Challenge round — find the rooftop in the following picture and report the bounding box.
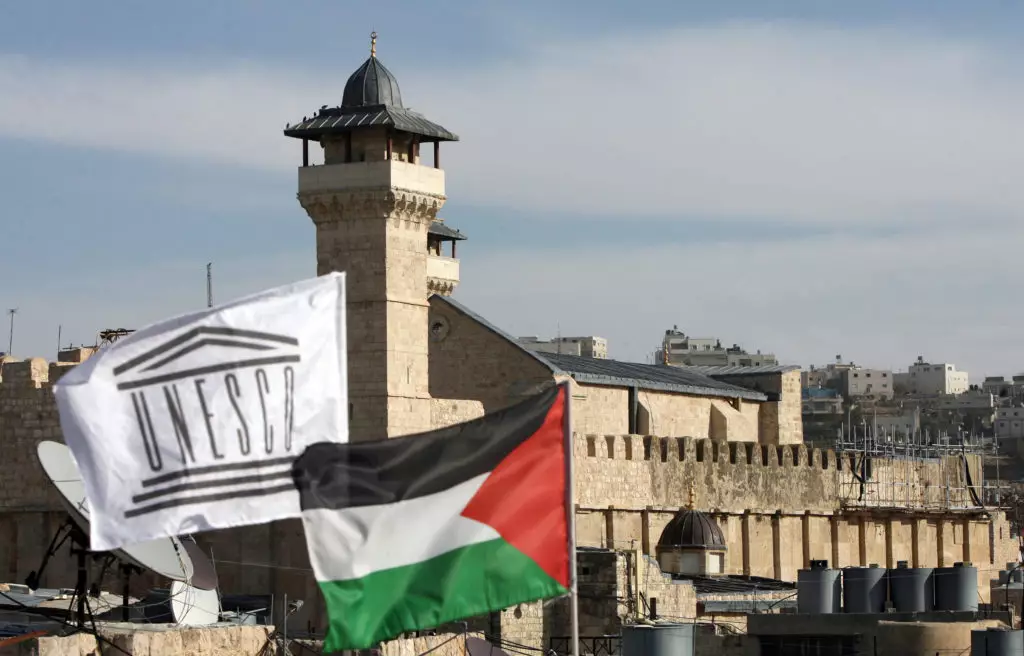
[684,364,800,376]
[428,221,466,241]
[537,352,767,402]
[284,34,457,143]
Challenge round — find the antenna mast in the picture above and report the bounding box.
[206,263,213,308]
[6,308,17,355]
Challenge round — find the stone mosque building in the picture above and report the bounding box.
[0,35,1017,649]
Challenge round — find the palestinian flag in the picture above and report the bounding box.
[293,383,573,652]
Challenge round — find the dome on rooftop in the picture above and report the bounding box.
[342,54,403,108]
[657,508,727,551]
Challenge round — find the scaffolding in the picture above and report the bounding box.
[832,421,998,512]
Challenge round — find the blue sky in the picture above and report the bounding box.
[2,2,1024,376]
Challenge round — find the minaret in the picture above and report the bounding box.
[284,33,461,440]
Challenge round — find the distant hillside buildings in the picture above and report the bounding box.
[516,335,608,359]
[656,326,778,367]
[893,356,969,396]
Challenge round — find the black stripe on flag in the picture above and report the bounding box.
[292,384,561,511]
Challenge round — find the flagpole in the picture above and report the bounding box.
[562,381,580,656]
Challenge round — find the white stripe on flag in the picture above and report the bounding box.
[303,473,499,582]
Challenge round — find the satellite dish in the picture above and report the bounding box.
[180,539,219,591]
[169,581,220,626]
[36,441,217,589]
[467,636,514,656]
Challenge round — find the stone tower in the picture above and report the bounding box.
[284,33,462,440]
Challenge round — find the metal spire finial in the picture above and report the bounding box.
[370,31,377,57]
[687,479,696,510]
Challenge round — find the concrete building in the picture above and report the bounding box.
[0,34,1016,653]
[516,335,608,359]
[839,366,895,400]
[983,375,1024,401]
[872,408,921,436]
[936,390,995,411]
[802,387,843,415]
[658,326,777,367]
[995,406,1024,439]
[894,357,970,396]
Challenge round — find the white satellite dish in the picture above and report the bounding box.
[169,581,220,626]
[36,441,217,590]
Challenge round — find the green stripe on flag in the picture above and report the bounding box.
[319,537,567,652]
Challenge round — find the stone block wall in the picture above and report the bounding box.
[704,370,803,445]
[428,298,555,413]
[0,355,1015,645]
[502,549,696,652]
[572,382,761,442]
[572,434,1016,598]
[574,434,982,512]
[430,398,486,429]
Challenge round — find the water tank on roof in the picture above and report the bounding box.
[935,562,978,612]
[798,560,841,614]
[890,562,934,612]
[622,624,694,656]
[971,628,1024,656]
[842,565,888,613]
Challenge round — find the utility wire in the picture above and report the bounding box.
[0,590,132,656]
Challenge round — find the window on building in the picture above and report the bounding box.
[882,373,888,378]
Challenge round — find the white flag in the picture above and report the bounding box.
[54,273,348,551]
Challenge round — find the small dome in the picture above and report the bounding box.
[342,56,403,108]
[657,508,727,551]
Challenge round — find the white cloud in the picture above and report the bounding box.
[6,223,1019,379]
[454,225,1023,378]
[1,23,1023,225]
[2,22,1022,377]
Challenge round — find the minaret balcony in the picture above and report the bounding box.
[426,254,460,296]
[298,160,445,197]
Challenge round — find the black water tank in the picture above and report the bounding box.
[971,628,1024,656]
[890,563,934,612]
[842,565,888,613]
[798,561,841,614]
[935,562,978,612]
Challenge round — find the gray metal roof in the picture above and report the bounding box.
[343,56,403,108]
[658,509,728,551]
[429,221,466,241]
[683,575,796,595]
[700,598,798,613]
[537,353,768,401]
[684,364,801,376]
[284,105,458,142]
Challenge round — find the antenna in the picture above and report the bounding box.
[207,262,213,308]
[56,325,62,360]
[35,441,221,625]
[7,308,17,355]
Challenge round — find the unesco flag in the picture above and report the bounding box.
[54,273,349,551]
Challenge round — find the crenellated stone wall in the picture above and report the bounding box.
[572,433,1016,602]
[0,355,1016,646]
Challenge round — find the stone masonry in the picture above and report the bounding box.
[300,182,444,440]
[0,354,1017,647]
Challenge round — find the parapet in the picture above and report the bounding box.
[0,356,81,391]
[575,434,839,471]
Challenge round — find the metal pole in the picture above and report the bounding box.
[562,381,580,656]
[6,309,16,355]
[206,263,213,308]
